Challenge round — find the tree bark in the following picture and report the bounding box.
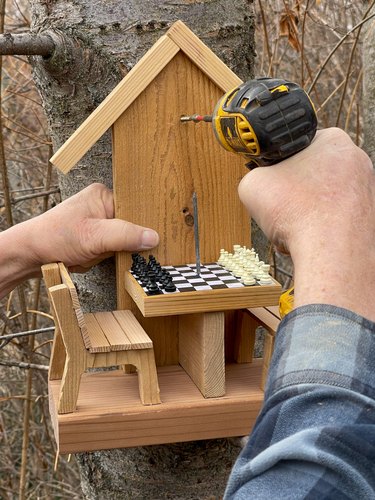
[30,1,255,498]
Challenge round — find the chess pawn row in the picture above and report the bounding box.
[218,246,272,279]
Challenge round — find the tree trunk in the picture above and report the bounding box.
[30,1,255,498]
[363,8,375,164]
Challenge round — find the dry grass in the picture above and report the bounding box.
[254,0,369,287]
[0,1,370,497]
[0,1,81,499]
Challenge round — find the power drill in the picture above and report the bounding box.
[181,77,318,169]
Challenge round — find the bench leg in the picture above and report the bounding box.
[128,349,161,405]
[122,364,137,374]
[260,330,276,391]
[49,327,66,380]
[233,310,258,364]
[58,358,85,414]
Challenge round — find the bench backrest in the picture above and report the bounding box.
[57,263,91,348]
[42,262,92,350]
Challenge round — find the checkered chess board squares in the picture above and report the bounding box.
[131,263,260,296]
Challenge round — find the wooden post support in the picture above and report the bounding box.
[179,312,225,398]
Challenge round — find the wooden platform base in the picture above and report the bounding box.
[49,361,264,454]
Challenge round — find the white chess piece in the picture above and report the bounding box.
[243,275,256,286]
[259,275,273,285]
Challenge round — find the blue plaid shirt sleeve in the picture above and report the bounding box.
[224,304,375,499]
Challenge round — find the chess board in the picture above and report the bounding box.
[131,263,268,296]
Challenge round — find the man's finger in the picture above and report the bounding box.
[92,218,159,254]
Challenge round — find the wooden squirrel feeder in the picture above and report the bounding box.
[46,21,282,454]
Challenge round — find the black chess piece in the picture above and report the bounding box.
[147,281,161,295]
[164,279,176,293]
[147,271,160,290]
[140,273,149,286]
[147,271,157,283]
[160,273,171,287]
[155,268,164,281]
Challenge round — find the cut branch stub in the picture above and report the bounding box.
[0,32,55,56]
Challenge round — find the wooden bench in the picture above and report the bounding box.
[247,306,281,390]
[42,263,161,414]
[233,306,281,390]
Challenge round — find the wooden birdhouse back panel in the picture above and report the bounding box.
[113,51,250,310]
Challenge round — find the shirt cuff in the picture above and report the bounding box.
[266,304,375,401]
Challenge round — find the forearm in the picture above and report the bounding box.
[0,220,40,298]
[0,184,160,299]
[290,214,375,322]
[225,305,375,499]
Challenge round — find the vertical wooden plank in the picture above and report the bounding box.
[49,285,87,414]
[58,263,89,344]
[113,52,250,363]
[179,312,225,398]
[41,264,66,381]
[233,310,258,364]
[114,52,249,288]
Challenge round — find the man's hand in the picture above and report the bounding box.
[238,128,375,320]
[0,183,159,297]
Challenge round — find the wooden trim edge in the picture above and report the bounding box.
[50,35,180,173]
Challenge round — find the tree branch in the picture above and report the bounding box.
[0,33,55,56]
[0,359,48,371]
[0,326,54,350]
[0,187,60,208]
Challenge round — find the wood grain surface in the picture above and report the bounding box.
[125,271,281,317]
[49,362,264,453]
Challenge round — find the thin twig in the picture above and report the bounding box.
[0,326,54,349]
[3,113,51,144]
[281,0,328,126]
[20,336,34,500]
[356,102,360,146]
[335,0,375,126]
[0,32,13,227]
[0,359,48,370]
[315,72,354,113]
[301,0,311,87]
[308,11,375,95]
[12,0,30,26]
[0,187,60,208]
[26,309,53,321]
[1,184,58,194]
[345,68,363,133]
[257,0,272,76]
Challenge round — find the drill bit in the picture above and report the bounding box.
[180,114,212,123]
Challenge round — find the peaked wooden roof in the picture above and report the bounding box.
[50,20,242,174]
